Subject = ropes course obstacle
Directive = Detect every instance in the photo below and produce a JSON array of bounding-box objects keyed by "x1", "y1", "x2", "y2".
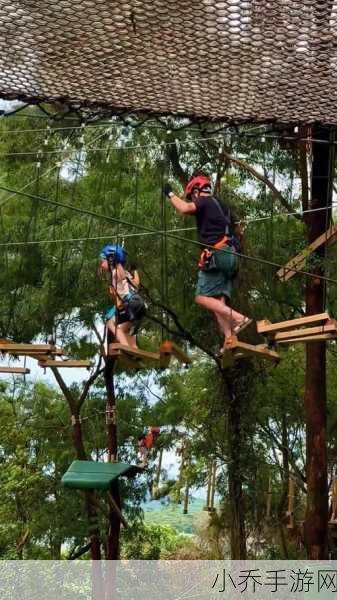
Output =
[
  {"x1": 108, "y1": 341, "x2": 191, "y2": 371},
  {"x1": 0, "y1": 339, "x2": 92, "y2": 369},
  {"x1": 257, "y1": 313, "x2": 337, "y2": 345}
]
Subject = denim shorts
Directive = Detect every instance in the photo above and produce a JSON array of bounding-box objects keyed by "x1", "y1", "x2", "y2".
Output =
[{"x1": 196, "y1": 246, "x2": 238, "y2": 298}]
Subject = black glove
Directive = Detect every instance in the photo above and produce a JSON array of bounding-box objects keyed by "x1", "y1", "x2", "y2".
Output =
[{"x1": 163, "y1": 183, "x2": 173, "y2": 198}]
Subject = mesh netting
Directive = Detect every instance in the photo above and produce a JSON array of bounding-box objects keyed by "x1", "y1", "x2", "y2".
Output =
[{"x1": 0, "y1": 0, "x2": 337, "y2": 124}]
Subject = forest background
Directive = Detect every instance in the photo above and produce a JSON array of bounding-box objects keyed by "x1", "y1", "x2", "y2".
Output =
[{"x1": 0, "y1": 106, "x2": 336, "y2": 560}]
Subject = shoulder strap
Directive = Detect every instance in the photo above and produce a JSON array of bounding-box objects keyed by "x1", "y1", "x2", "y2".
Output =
[{"x1": 212, "y1": 197, "x2": 231, "y2": 234}]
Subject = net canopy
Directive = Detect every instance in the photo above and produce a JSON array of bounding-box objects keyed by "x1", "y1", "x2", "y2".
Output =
[{"x1": 1, "y1": 0, "x2": 337, "y2": 125}]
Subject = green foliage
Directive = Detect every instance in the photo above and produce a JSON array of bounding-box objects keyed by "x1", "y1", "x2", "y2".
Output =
[{"x1": 121, "y1": 523, "x2": 182, "y2": 559}]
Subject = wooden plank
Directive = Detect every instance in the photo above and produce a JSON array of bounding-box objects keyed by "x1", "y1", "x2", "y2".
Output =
[
  {"x1": 38, "y1": 360, "x2": 92, "y2": 368},
  {"x1": 277, "y1": 333, "x2": 335, "y2": 344},
  {"x1": 108, "y1": 343, "x2": 160, "y2": 362},
  {"x1": 275, "y1": 322, "x2": 337, "y2": 341},
  {"x1": 224, "y1": 336, "x2": 280, "y2": 362},
  {"x1": 0, "y1": 367, "x2": 30, "y2": 374},
  {"x1": 0, "y1": 342, "x2": 64, "y2": 355},
  {"x1": 257, "y1": 313, "x2": 330, "y2": 334},
  {"x1": 159, "y1": 341, "x2": 192, "y2": 365},
  {"x1": 277, "y1": 223, "x2": 337, "y2": 282}
]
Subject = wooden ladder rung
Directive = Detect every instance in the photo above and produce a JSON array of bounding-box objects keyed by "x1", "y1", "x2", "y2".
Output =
[{"x1": 257, "y1": 313, "x2": 330, "y2": 335}]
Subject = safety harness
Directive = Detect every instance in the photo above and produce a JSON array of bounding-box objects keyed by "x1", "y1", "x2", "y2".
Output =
[{"x1": 198, "y1": 197, "x2": 239, "y2": 270}]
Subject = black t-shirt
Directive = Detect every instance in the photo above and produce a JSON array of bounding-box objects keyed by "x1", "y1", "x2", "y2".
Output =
[{"x1": 194, "y1": 195, "x2": 234, "y2": 245}]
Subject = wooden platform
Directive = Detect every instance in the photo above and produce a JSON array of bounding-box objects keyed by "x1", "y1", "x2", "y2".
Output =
[
  {"x1": 257, "y1": 313, "x2": 330, "y2": 335},
  {"x1": 0, "y1": 340, "x2": 64, "y2": 356},
  {"x1": 222, "y1": 336, "x2": 280, "y2": 366},
  {"x1": 0, "y1": 366, "x2": 30, "y2": 375},
  {"x1": 257, "y1": 314, "x2": 337, "y2": 345},
  {"x1": 277, "y1": 224, "x2": 337, "y2": 282},
  {"x1": 38, "y1": 359, "x2": 92, "y2": 369},
  {"x1": 108, "y1": 341, "x2": 191, "y2": 370}
]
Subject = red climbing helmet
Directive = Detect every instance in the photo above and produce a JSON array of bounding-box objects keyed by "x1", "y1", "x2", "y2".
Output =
[{"x1": 185, "y1": 171, "x2": 212, "y2": 199}]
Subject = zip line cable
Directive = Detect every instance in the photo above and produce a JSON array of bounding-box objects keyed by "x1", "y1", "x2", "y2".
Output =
[
  {"x1": 0, "y1": 127, "x2": 109, "y2": 209},
  {"x1": 1, "y1": 183, "x2": 337, "y2": 286},
  {"x1": 0, "y1": 203, "x2": 336, "y2": 249},
  {"x1": 3, "y1": 128, "x2": 337, "y2": 160}
]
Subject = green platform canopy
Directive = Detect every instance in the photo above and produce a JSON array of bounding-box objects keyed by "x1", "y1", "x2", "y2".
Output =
[{"x1": 62, "y1": 460, "x2": 142, "y2": 491}]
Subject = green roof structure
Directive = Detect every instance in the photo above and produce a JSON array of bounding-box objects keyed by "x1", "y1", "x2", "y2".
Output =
[{"x1": 62, "y1": 460, "x2": 142, "y2": 491}]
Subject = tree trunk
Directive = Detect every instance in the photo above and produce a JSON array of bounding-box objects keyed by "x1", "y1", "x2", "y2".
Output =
[
  {"x1": 105, "y1": 355, "x2": 121, "y2": 560},
  {"x1": 183, "y1": 484, "x2": 189, "y2": 515},
  {"x1": 154, "y1": 448, "x2": 164, "y2": 492},
  {"x1": 205, "y1": 461, "x2": 213, "y2": 510},
  {"x1": 303, "y1": 125, "x2": 334, "y2": 559},
  {"x1": 52, "y1": 368, "x2": 102, "y2": 560},
  {"x1": 226, "y1": 373, "x2": 247, "y2": 559},
  {"x1": 210, "y1": 461, "x2": 217, "y2": 510}
]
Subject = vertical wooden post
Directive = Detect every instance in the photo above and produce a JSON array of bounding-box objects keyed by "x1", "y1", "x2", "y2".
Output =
[{"x1": 303, "y1": 125, "x2": 334, "y2": 559}]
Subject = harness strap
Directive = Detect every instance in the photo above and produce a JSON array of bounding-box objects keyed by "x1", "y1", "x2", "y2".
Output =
[{"x1": 198, "y1": 234, "x2": 230, "y2": 268}]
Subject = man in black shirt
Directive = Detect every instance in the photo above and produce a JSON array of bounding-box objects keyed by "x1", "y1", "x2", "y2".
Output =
[{"x1": 164, "y1": 171, "x2": 251, "y2": 352}]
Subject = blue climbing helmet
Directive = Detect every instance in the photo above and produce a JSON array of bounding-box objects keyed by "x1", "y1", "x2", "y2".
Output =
[{"x1": 100, "y1": 244, "x2": 127, "y2": 265}]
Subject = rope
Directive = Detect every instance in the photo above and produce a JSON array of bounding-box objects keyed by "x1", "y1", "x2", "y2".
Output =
[
  {"x1": 1, "y1": 201, "x2": 336, "y2": 250},
  {"x1": 1, "y1": 184, "x2": 337, "y2": 285}
]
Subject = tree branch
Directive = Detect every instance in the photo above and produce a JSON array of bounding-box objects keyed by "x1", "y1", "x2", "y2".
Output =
[
  {"x1": 221, "y1": 149, "x2": 298, "y2": 216},
  {"x1": 258, "y1": 422, "x2": 306, "y2": 490},
  {"x1": 166, "y1": 141, "x2": 188, "y2": 187},
  {"x1": 51, "y1": 367, "x2": 77, "y2": 414}
]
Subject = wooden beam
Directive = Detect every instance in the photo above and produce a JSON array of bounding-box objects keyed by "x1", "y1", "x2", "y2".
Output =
[
  {"x1": 277, "y1": 223, "x2": 337, "y2": 282},
  {"x1": 109, "y1": 343, "x2": 163, "y2": 370},
  {"x1": 0, "y1": 342, "x2": 64, "y2": 355},
  {"x1": 277, "y1": 333, "x2": 335, "y2": 344},
  {"x1": 38, "y1": 360, "x2": 92, "y2": 368},
  {"x1": 224, "y1": 336, "x2": 280, "y2": 362},
  {"x1": 159, "y1": 340, "x2": 191, "y2": 364},
  {"x1": 274, "y1": 322, "x2": 337, "y2": 341},
  {"x1": 257, "y1": 313, "x2": 330, "y2": 334},
  {"x1": 0, "y1": 367, "x2": 30, "y2": 374}
]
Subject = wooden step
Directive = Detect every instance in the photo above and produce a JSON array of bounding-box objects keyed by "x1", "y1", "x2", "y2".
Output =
[
  {"x1": 277, "y1": 333, "x2": 335, "y2": 344},
  {"x1": 0, "y1": 341, "x2": 64, "y2": 356},
  {"x1": 38, "y1": 359, "x2": 92, "y2": 368},
  {"x1": 108, "y1": 343, "x2": 162, "y2": 370},
  {"x1": 274, "y1": 321, "x2": 337, "y2": 341},
  {"x1": 257, "y1": 313, "x2": 330, "y2": 335},
  {"x1": 0, "y1": 367, "x2": 30, "y2": 374},
  {"x1": 223, "y1": 336, "x2": 280, "y2": 363}
]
